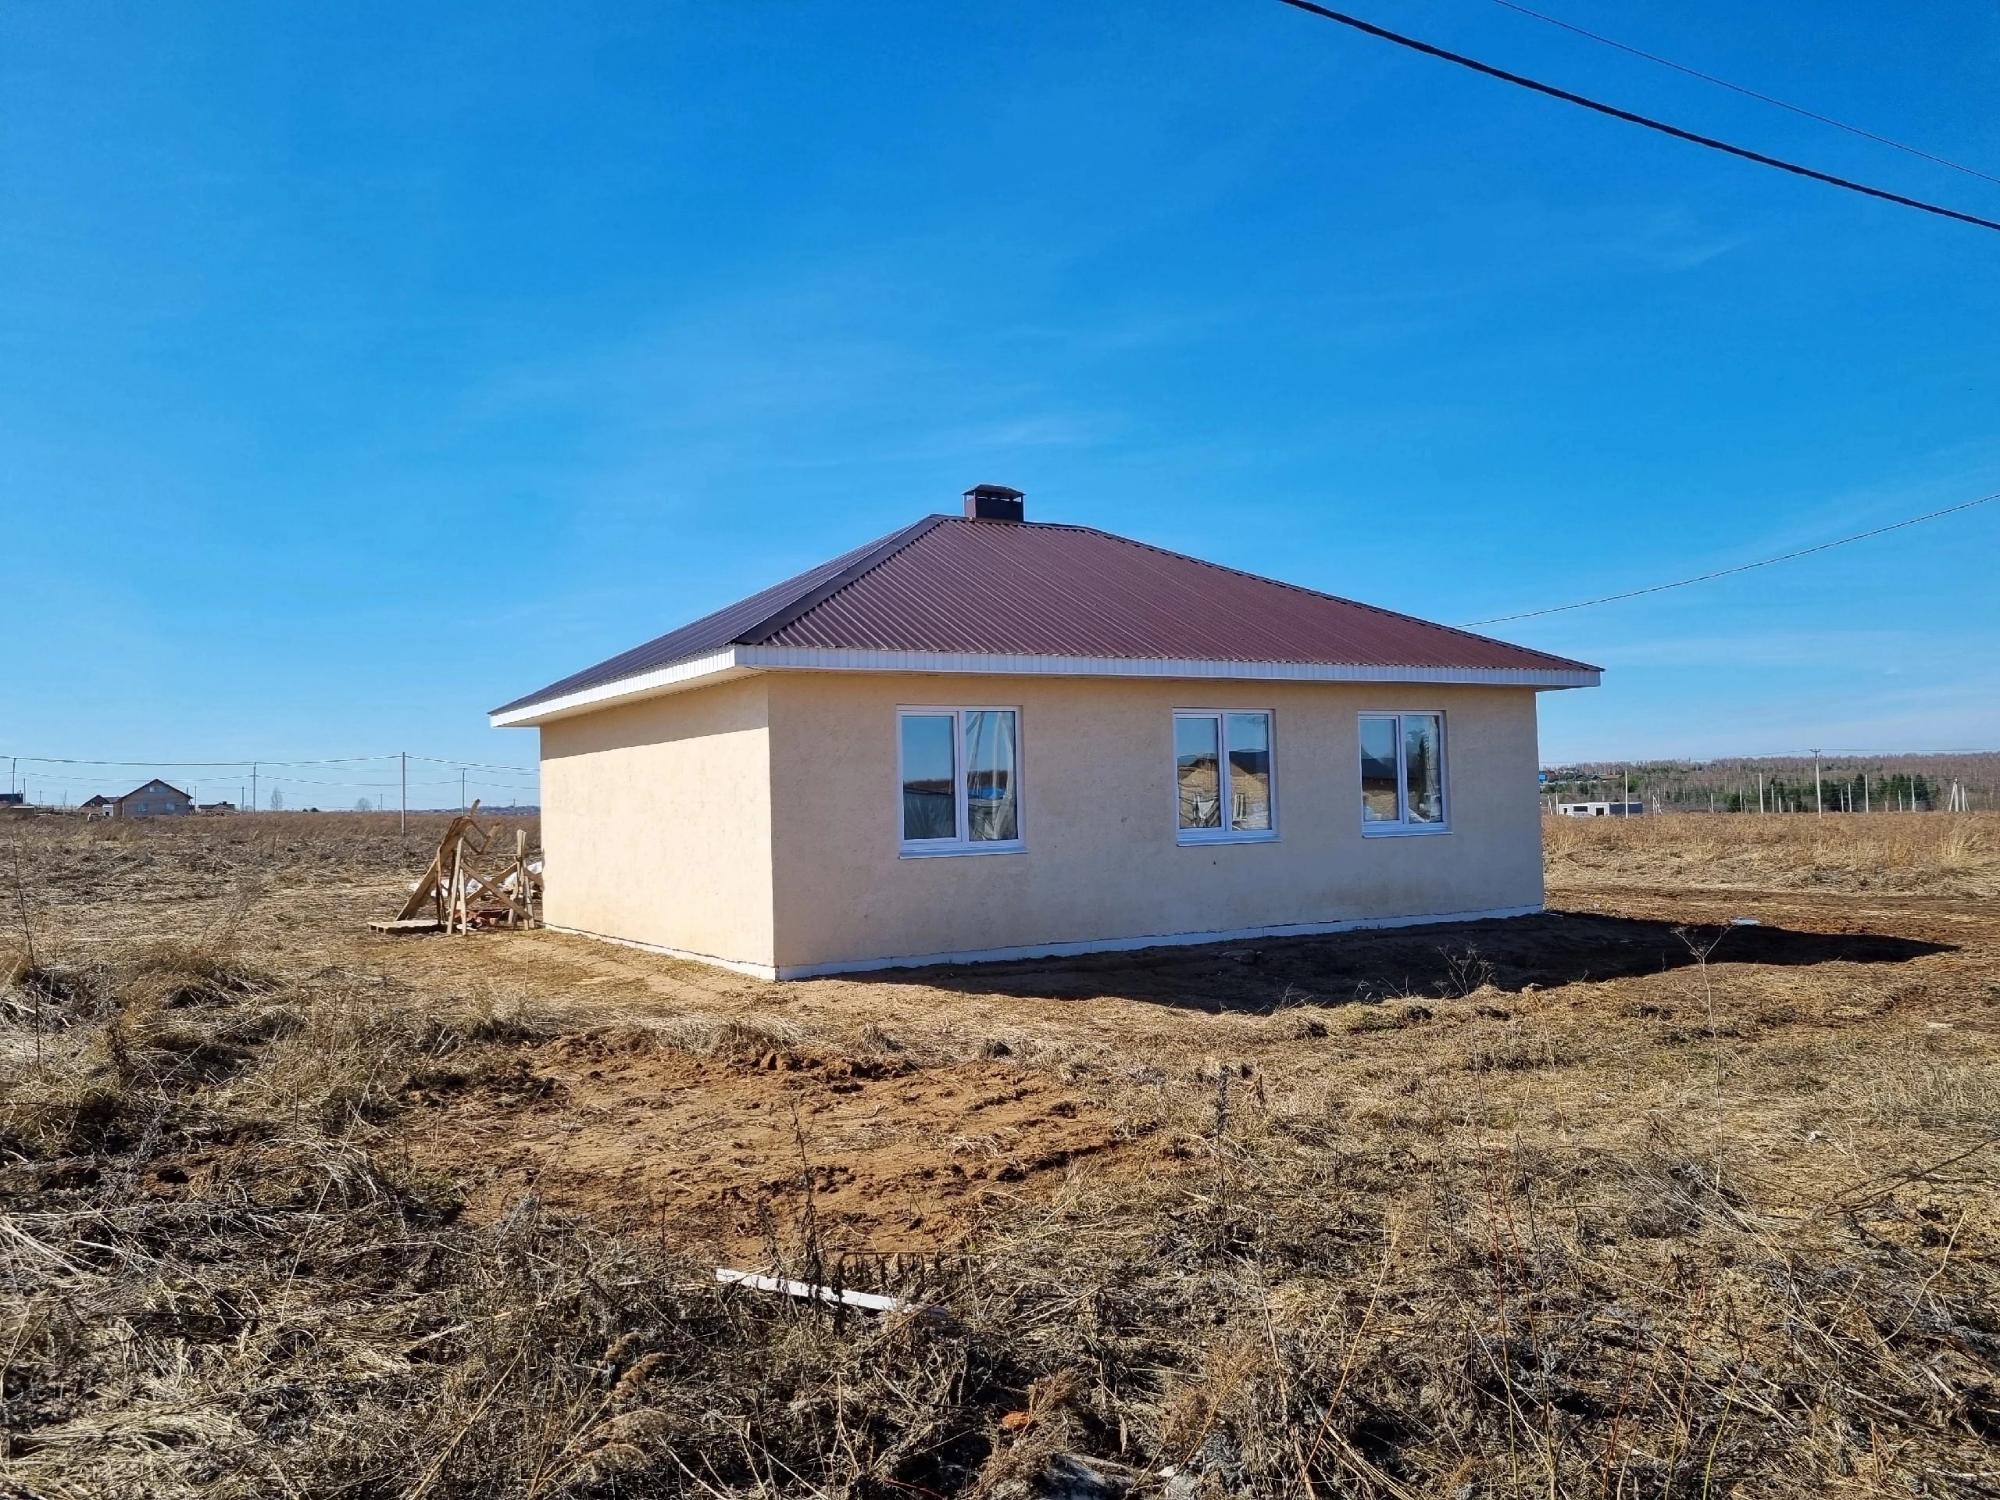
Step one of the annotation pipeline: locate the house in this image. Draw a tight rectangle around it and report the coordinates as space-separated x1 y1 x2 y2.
0 792 22 808
198 801 237 814
1555 799 1643 817
111 779 194 819
492 486 1600 979
79 794 115 816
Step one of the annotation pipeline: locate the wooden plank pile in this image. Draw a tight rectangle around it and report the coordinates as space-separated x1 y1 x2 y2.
368 801 542 934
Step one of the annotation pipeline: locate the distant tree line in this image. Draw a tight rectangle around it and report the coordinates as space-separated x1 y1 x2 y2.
1544 752 1999 813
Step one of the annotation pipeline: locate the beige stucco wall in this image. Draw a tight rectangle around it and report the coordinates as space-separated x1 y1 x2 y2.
763 673 1546 973
537 675 777 970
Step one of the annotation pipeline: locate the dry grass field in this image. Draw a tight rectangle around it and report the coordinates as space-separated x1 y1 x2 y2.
4 811 1999 1497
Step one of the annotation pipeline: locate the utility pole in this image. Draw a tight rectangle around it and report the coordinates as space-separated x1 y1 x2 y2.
400 751 407 836
250 764 258 815
8 756 14 796
1757 771 1764 814
1811 750 1823 818
461 768 467 812
1863 771 1870 813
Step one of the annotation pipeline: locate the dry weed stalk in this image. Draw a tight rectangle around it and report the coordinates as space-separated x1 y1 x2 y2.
1547 810 2000 898
3 811 1999 1496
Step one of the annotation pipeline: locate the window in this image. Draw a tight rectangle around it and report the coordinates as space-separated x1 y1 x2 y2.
1359 712 1447 833
898 708 1022 856
1174 710 1275 842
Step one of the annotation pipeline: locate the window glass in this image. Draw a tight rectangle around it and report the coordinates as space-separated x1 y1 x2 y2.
963 710 1018 842
1360 716 1400 823
900 714 956 841
899 708 1023 852
1175 714 1222 829
1226 712 1272 831
1404 713 1444 824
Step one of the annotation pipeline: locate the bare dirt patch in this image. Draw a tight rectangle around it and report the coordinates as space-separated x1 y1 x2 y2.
414 1030 1139 1252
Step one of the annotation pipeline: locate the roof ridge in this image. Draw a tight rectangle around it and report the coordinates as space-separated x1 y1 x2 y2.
986 516 1595 673
494 507 1602 720
125 778 190 799
735 514 948 645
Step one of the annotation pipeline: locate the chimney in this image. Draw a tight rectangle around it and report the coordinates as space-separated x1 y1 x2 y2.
963 483 1025 522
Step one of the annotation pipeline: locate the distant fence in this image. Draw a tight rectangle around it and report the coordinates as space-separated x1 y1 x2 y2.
0 750 539 819
1543 752 1996 815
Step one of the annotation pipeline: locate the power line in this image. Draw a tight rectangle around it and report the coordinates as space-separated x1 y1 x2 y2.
3 754 390 768
1486 0 2000 189
403 754 539 774
1273 0 2000 234
0 749 541 811
247 775 538 790
4 752 537 775
1465 489 2000 626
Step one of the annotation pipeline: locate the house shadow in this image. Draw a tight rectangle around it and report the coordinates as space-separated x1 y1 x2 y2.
838 910 1954 1013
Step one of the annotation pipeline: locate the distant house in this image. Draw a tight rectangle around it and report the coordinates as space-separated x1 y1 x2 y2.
492 485 1602 979
111 779 194 819
79 794 114 816
0 792 23 808
198 801 237 814
1556 800 1643 818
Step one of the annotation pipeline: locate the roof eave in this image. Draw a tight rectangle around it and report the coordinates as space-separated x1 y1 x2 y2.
490 646 1600 726
489 650 755 727
737 646 1600 689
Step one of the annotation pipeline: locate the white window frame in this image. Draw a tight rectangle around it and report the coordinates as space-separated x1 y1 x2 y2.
1172 708 1278 846
1359 710 1450 836
896 706 1025 858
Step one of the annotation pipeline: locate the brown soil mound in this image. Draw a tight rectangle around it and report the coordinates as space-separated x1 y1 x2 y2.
411 1030 1137 1252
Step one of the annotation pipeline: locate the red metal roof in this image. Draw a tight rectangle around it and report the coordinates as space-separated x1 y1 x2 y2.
496 515 1595 714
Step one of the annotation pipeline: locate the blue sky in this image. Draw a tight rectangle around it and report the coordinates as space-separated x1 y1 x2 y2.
4 1 1997 806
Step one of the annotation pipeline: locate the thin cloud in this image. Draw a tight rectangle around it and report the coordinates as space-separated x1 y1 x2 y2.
1584 628 1918 671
